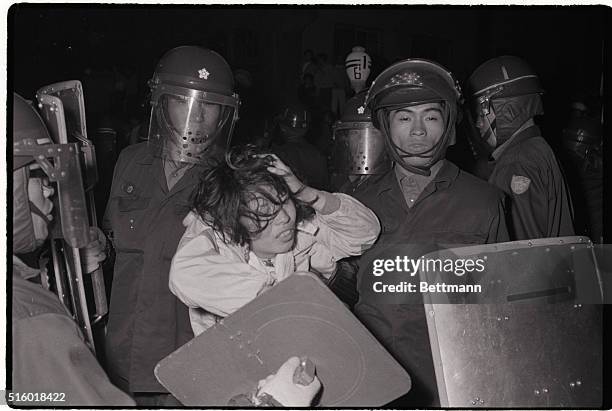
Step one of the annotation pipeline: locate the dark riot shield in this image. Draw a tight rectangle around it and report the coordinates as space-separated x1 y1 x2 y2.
417 236 603 407
37 81 108 322
155 274 412 406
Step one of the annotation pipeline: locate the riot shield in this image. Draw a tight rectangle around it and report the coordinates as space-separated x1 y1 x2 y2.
31 93 97 352
13 108 95 351
37 81 108 323
417 236 602 407
155 274 412 406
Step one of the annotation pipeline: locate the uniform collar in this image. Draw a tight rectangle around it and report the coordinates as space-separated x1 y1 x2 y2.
492 122 541 160
376 159 458 196
394 160 444 194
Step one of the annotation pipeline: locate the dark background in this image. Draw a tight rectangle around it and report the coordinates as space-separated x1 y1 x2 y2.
6 6 610 406
9 5 608 137
9 5 608 229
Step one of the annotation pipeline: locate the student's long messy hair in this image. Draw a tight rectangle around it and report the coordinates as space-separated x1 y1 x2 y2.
190 145 315 246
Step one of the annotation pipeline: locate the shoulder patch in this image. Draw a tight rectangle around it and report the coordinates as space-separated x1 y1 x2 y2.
510 175 531 195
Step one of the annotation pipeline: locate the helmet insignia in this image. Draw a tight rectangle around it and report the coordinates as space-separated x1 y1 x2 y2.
198 68 210 79
357 105 365 114
386 71 422 88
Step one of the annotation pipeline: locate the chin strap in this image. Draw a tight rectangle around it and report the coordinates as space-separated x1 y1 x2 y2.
474 86 504 149
481 110 498 148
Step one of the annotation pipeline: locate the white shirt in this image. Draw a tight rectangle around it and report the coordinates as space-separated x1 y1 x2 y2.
169 193 380 335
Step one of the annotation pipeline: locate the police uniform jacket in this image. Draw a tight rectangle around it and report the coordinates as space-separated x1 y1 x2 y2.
12 259 135 406
103 142 196 393
488 125 574 240
349 160 509 406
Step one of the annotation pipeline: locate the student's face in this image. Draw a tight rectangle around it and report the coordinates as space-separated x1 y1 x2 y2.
388 102 446 167
27 166 55 245
242 188 297 259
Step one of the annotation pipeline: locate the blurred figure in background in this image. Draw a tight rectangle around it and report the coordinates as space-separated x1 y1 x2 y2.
298 72 318 112
300 49 318 82
561 113 602 242
270 102 330 191
331 54 349 118
315 53 334 113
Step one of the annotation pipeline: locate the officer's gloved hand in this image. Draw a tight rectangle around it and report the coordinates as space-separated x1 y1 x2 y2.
81 226 107 274
257 356 321 407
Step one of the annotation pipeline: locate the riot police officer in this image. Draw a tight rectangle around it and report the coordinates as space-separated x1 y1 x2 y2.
349 59 509 406
270 102 330 190
466 56 574 240
11 93 134 406
102 46 240 405
561 116 602 242
330 90 391 192
326 90 390 307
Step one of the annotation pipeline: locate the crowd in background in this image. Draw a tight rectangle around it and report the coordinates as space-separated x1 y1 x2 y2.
84 48 603 243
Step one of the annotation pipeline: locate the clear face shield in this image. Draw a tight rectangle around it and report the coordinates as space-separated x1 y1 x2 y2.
148 84 240 163
471 85 505 148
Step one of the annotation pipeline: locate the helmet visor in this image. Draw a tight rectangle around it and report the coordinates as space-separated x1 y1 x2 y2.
149 85 240 163
163 94 223 140
332 123 390 175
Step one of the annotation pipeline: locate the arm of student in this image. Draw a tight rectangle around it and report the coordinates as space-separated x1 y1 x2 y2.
169 216 269 318
306 193 380 277
264 153 341 214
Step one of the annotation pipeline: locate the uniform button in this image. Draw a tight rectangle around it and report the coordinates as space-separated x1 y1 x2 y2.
126 185 134 194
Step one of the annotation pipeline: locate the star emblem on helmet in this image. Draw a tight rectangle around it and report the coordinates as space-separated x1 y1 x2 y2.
357 105 365 114
198 68 210 79
385 71 423 88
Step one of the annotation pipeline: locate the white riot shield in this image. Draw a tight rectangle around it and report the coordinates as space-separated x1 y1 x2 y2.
155 274 412 406
37 80 108 323
418 236 603 407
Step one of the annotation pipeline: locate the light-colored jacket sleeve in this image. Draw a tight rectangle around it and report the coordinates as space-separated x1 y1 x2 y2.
299 193 380 277
169 213 269 318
